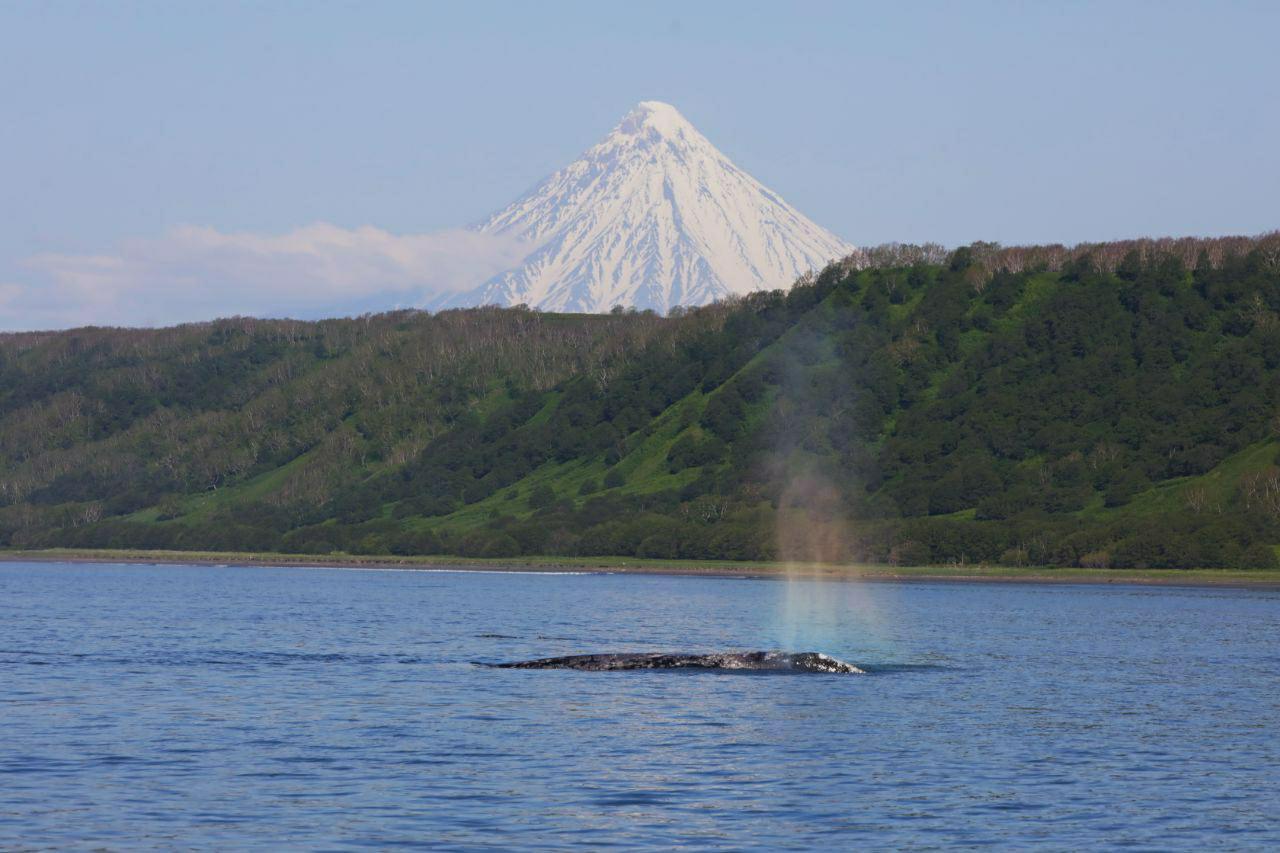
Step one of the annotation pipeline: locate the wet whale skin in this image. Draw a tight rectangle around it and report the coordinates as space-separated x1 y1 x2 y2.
492 651 864 674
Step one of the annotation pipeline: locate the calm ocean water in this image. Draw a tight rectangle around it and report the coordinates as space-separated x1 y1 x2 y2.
1 561 1278 849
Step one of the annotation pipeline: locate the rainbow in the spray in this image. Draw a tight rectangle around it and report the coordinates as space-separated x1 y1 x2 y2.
770 470 892 653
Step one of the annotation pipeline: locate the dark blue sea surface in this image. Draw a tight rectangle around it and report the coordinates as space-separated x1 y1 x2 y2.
1 561 1278 849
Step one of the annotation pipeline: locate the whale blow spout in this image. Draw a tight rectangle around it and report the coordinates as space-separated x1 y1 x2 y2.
490 651 864 674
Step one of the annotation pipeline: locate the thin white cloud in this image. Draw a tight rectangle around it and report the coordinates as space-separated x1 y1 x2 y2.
1 224 530 331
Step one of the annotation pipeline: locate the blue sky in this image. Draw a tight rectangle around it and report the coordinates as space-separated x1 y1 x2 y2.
2 1 1277 328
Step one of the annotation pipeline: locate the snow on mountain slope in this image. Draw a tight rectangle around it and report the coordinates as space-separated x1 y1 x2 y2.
444 101 854 313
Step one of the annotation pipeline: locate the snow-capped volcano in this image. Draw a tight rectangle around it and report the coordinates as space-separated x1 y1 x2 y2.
446 101 853 313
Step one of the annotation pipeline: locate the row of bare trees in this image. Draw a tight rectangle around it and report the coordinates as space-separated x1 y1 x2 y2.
1177 468 1280 518
1239 468 1280 517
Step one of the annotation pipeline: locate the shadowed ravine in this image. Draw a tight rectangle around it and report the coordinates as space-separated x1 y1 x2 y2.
487 650 865 674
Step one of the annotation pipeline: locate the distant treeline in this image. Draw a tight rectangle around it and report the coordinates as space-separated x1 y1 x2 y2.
3 233 1279 569
852 231 1280 277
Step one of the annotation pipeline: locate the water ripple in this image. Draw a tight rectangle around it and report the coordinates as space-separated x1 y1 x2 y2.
1 561 1277 849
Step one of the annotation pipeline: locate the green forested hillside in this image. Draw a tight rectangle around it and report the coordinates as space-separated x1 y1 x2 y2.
3 235 1280 569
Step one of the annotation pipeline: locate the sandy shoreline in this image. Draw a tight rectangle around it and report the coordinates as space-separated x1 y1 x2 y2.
3 549 1280 589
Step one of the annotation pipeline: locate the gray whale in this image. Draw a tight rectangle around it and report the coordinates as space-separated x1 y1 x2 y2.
491 650 864 674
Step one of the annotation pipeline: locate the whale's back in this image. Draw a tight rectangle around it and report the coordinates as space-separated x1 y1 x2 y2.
490 651 864 674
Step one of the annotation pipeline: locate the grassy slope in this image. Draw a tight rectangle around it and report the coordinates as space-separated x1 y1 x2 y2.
410 302 808 535
1106 440 1278 518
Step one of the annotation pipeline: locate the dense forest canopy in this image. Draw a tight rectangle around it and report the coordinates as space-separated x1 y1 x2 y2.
3 233 1280 569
